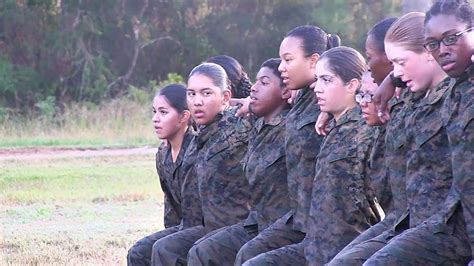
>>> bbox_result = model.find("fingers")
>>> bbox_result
[395,87,402,99]
[230,97,251,117]
[377,103,391,124]
[315,112,330,136]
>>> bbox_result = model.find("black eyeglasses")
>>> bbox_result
[424,27,473,52]
[355,92,374,104]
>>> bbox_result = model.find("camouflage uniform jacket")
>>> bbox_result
[156,128,202,228]
[401,76,456,229]
[305,106,382,264]
[243,108,291,232]
[367,125,391,212]
[382,90,423,230]
[429,65,474,258]
[194,107,253,232]
[284,86,323,232]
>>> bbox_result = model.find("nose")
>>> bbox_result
[152,112,160,123]
[193,95,203,106]
[438,42,451,58]
[278,61,285,73]
[313,80,323,94]
[359,100,368,108]
[392,64,403,79]
[250,84,257,93]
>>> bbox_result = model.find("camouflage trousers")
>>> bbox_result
[128,225,181,266]
[331,209,471,265]
[328,217,393,266]
[235,215,305,265]
[151,225,207,266]
[187,223,258,266]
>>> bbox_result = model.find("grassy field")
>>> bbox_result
[0,152,166,265]
[0,98,156,148]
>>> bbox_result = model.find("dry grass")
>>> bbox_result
[0,98,156,148]
[0,152,166,265]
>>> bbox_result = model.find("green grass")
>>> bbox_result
[0,152,165,265]
[0,154,160,204]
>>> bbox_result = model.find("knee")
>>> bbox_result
[328,254,358,266]
[242,253,274,266]
[235,243,254,265]
[127,245,145,265]
[187,240,216,266]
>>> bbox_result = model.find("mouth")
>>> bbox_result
[249,96,258,104]
[282,77,289,84]
[317,97,325,105]
[154,126,162,132]
[193,110,205,119]
[440,60,456,72]
[403,79,413,88]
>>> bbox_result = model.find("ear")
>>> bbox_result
[346,78,361,96]
[179,110,191,124]
[222,90,231,105]
[309,53,321,69]
[281,87,291,100]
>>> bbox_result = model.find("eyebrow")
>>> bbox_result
[316,74,333,79]
[390,57,405,64]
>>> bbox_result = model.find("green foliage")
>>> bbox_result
[36,96,56,120]
[0,0,404,117]
[156,73,185,88]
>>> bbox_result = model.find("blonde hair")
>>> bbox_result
[385,12,426,54]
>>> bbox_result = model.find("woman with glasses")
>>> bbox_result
[329,11,461,265]
[422,0,474,264]
[303,46,383,265]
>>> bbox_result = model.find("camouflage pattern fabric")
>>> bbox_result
[328,90,423,265]
[234,215,305,265]
[128,226,181,266]
[128,129,200,266]
[304,106,382,265]
[156,129,201,229]
[187,223,258,266]
[195,107,253,232]
[284,87,323,232]
[152,107,252,265]
[242,242,306,266]
[186,109,291,265]
[243,109,291,231]
[151,225,207,266]
[368,125,391,211]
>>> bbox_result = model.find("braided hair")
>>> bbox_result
[206,55,252,99]
[425,0,473,26]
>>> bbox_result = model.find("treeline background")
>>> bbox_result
[1,0,434,120]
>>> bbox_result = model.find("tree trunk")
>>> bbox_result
[402,0,432,14]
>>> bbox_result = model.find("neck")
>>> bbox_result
[168,125,188,162]
[333,102,356,122]
[263,103,289,123]
[428,64,449,93]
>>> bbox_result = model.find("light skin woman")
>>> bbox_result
[128,84,200,266]
[151,63,252,266]
[306,46,382,264]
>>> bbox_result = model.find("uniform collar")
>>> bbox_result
[255,107,290,132]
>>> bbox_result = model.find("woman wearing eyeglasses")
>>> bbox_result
[329,11,463,265]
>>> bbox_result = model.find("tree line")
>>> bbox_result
[0,0,407,116]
